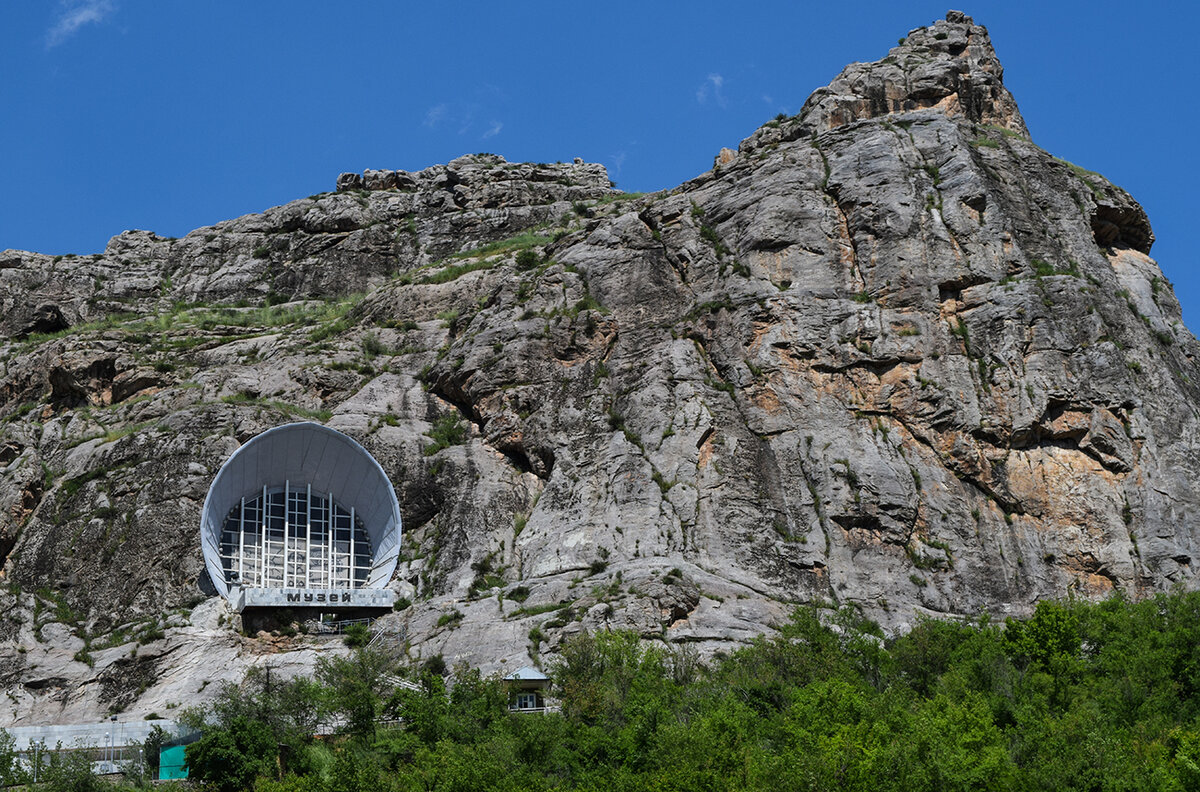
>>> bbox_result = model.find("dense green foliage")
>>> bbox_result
[10,591,1200,790]
[186,716,276,792]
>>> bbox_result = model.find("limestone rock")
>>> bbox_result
[2,13,1200,725]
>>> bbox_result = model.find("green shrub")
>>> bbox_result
[343,623,369,647]
[510,602,561,618]
[436,610,463,628]
[515,249,540,271]
[418,258,498,285]
[424,414,467,455]
[138,625,165,644]
[185,716,275,792]
[454,231,552,260]
[361,333,385,358]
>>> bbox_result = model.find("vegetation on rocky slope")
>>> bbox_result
[9,591,1200,790]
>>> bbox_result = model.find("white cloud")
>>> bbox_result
[423,98,500,138]
[457,109,475,136]
[696,73,726,108]
[423,104,448,128]
[46,0,115,48]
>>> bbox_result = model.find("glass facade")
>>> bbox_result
[217,483,371,589]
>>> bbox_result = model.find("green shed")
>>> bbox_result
[159,744,188,780]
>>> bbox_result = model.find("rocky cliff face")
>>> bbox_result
[3,12,1198,726]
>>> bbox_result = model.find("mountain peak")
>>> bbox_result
[797,11,1028,138]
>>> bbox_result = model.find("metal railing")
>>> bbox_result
[508,703,560,714]
[304,616,374,634]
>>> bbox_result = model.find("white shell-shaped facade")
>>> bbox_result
[200,422,401,601]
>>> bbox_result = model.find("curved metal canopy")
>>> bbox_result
[199,422,401,600]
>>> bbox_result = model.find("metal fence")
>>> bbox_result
[14,742,147,783]
[6,720,182,752]
[303,616,375,634]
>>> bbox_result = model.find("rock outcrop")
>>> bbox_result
[3,12,1199,726]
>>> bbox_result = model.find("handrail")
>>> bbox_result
[507,705,561,714]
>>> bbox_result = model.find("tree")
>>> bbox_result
[1172,729,1200,791]
[387,673,450,747]
[143,723,169,779]
[38,747,106,792]
[1003,600,1081,709]
[711,606,858,714]
[553,630,667,725]
[890,616,982,697]
[0,729,27,788]
[901,692,1019,791]
[343,623,369,648]
[316,647,395,741]
[185,715,276,792]
[1003,601,1080,671]
[208,666,325,743]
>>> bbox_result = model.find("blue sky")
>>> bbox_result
[3,2,1197,327]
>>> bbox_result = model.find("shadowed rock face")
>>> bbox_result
[1,12,1198,725]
